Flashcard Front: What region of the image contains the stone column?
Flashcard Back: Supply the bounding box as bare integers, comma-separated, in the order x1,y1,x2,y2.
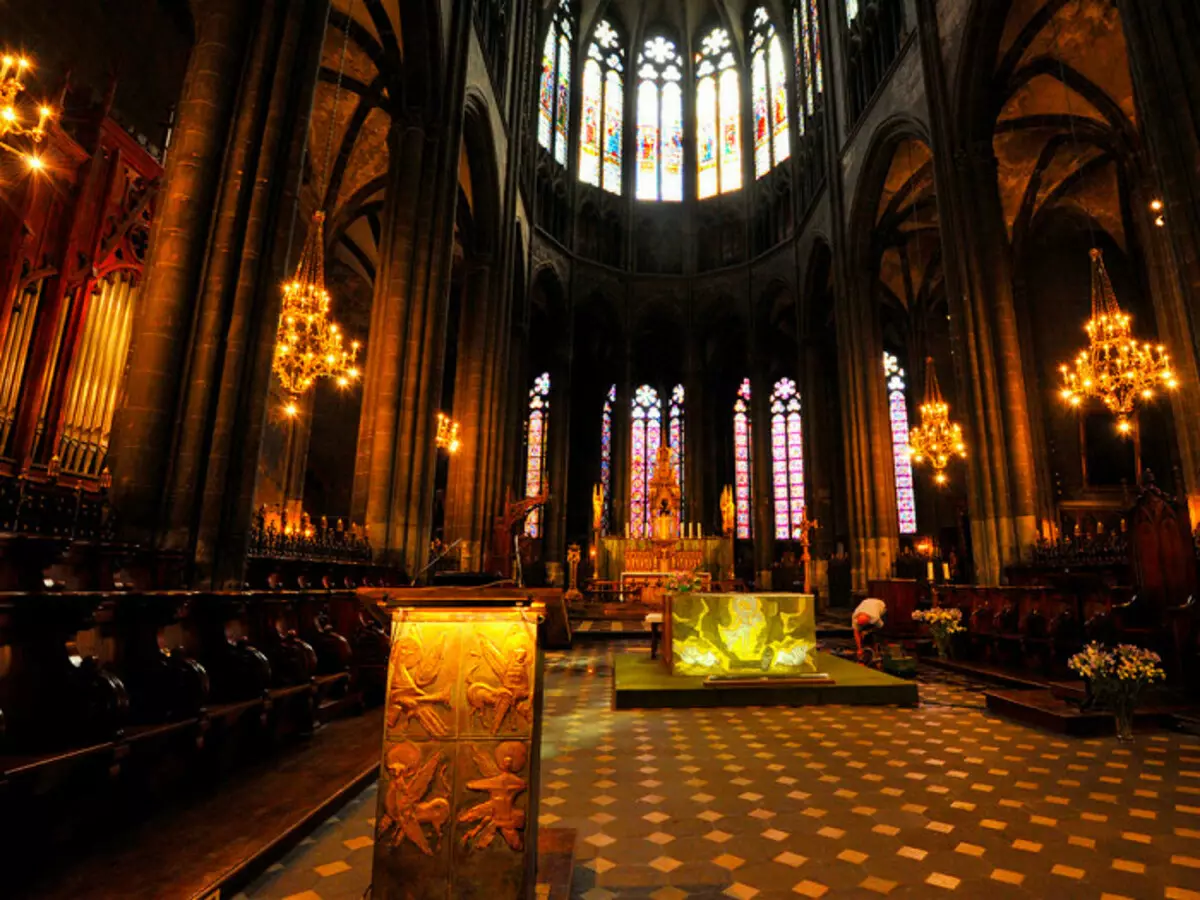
107,0,256,547
109,0,330,587
1117,0,1200,516
749,370,775,580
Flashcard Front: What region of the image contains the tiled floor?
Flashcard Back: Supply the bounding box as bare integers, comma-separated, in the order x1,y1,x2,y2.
243,642,1200,899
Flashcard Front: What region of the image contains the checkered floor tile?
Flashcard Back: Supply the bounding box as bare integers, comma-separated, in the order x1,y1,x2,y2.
242,642,1200,899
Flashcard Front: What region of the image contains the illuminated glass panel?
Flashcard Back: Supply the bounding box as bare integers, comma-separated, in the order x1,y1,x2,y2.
846,0,860,23
538,27,556,150
636,35,683,202
752,49,770,178
770,378,806,540
600,384,615,533
733,379,753,540
537,1,575,166
884,352,918,535
719,68,742,192
636,80,659,200
630,385,662,538
525,372,551,537
555,32,571,165
695,26,741,197
811,0,823,96
579,59,602,186
603,69,623,193
662,81,683,200
580,19,625,194
769,34,790,164
697,75,718,198
670,384,685,521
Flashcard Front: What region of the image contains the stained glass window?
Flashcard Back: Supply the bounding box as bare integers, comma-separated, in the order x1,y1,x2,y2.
537,0,574,166
636,35,684,201
669,385,685,521
750,7,792,178
579,19,624,194
695,26,741,198
770,378,806,540
733,379,754,540
845,0,860,23
630,385,662,537
884,352,918,535
525,372,551,537
792,0,824,130
600,384,615,533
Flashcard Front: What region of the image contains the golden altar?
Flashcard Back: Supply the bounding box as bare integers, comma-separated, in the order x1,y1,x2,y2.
663,592,819,677
372,604,543,900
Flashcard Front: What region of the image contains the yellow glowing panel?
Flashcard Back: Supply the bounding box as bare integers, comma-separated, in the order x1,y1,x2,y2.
667,593,817,676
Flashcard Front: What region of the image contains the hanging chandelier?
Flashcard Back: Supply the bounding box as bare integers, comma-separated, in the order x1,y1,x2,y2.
1058,249,1176,434
908,357,966,486
272,210,360,395
0,52,53,169
271,1,363,402
436,412,461,454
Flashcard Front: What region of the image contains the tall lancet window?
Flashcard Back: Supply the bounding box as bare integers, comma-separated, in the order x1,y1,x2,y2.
525,372,551,537
537,0,574,165
793,0,824,132
751,7,791,177
884,352,917,534
695,26,742,199
579,19,624,193
770,378,806,540
636,35,684,201
733,379,753,539
669,384,685,518
630,384,663,537
600,384,615,533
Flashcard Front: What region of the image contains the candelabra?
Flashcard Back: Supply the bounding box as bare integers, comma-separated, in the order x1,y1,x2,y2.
908,358,967,486
436,412,461,454
0,53,54,169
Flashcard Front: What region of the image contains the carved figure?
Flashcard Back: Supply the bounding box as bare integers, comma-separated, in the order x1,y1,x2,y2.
378,741,451,855
648,445,681,541
591,482,604,533
458,742,529,851
466,632,532,734
387,632,451,737
720,485,736,537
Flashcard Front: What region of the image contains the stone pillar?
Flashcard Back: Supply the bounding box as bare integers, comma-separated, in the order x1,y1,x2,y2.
749,370,775,579
108,0,330,587
107,0,256,547
445,264,494,568
1117,0,1200,515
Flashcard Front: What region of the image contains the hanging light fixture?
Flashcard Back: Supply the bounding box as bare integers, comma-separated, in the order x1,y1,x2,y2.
908,357,966,486
0,52,54,170
271,1,362,403
1058,249,1176,435
436,412,461,454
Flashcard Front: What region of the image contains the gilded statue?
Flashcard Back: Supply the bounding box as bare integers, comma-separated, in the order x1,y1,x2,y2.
648,444,681,541
458,741,529,852
387,631,451,737
378,741,451,855
466,631,533,734
591,482,604,533
720,484,736,537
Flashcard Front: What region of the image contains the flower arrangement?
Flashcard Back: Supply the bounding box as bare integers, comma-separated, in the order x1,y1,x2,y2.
665,571,704,594
912,606,964,659
1068,642,1165,742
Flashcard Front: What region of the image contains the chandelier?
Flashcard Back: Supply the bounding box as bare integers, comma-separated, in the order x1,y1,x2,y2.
436,412,461,454
1,53,53,169
908,357,966,486
272,210,360,396
1058,249,1177,434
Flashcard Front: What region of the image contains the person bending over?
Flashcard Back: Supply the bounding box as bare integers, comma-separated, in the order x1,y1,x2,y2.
852,597,887,663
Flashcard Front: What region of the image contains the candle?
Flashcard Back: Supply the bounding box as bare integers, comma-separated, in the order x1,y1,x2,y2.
927,561,934,581
625,521,630,539
942,563,949,581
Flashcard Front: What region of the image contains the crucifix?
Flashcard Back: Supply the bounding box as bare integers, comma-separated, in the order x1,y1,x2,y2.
795,508,819,594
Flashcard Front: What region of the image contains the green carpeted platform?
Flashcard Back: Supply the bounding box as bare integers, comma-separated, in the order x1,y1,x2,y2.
613,651,919,710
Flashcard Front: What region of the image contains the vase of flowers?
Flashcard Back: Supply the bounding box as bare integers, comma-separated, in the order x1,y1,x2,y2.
1068,642,1165,743
912,607,965,660
665,571,703,594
